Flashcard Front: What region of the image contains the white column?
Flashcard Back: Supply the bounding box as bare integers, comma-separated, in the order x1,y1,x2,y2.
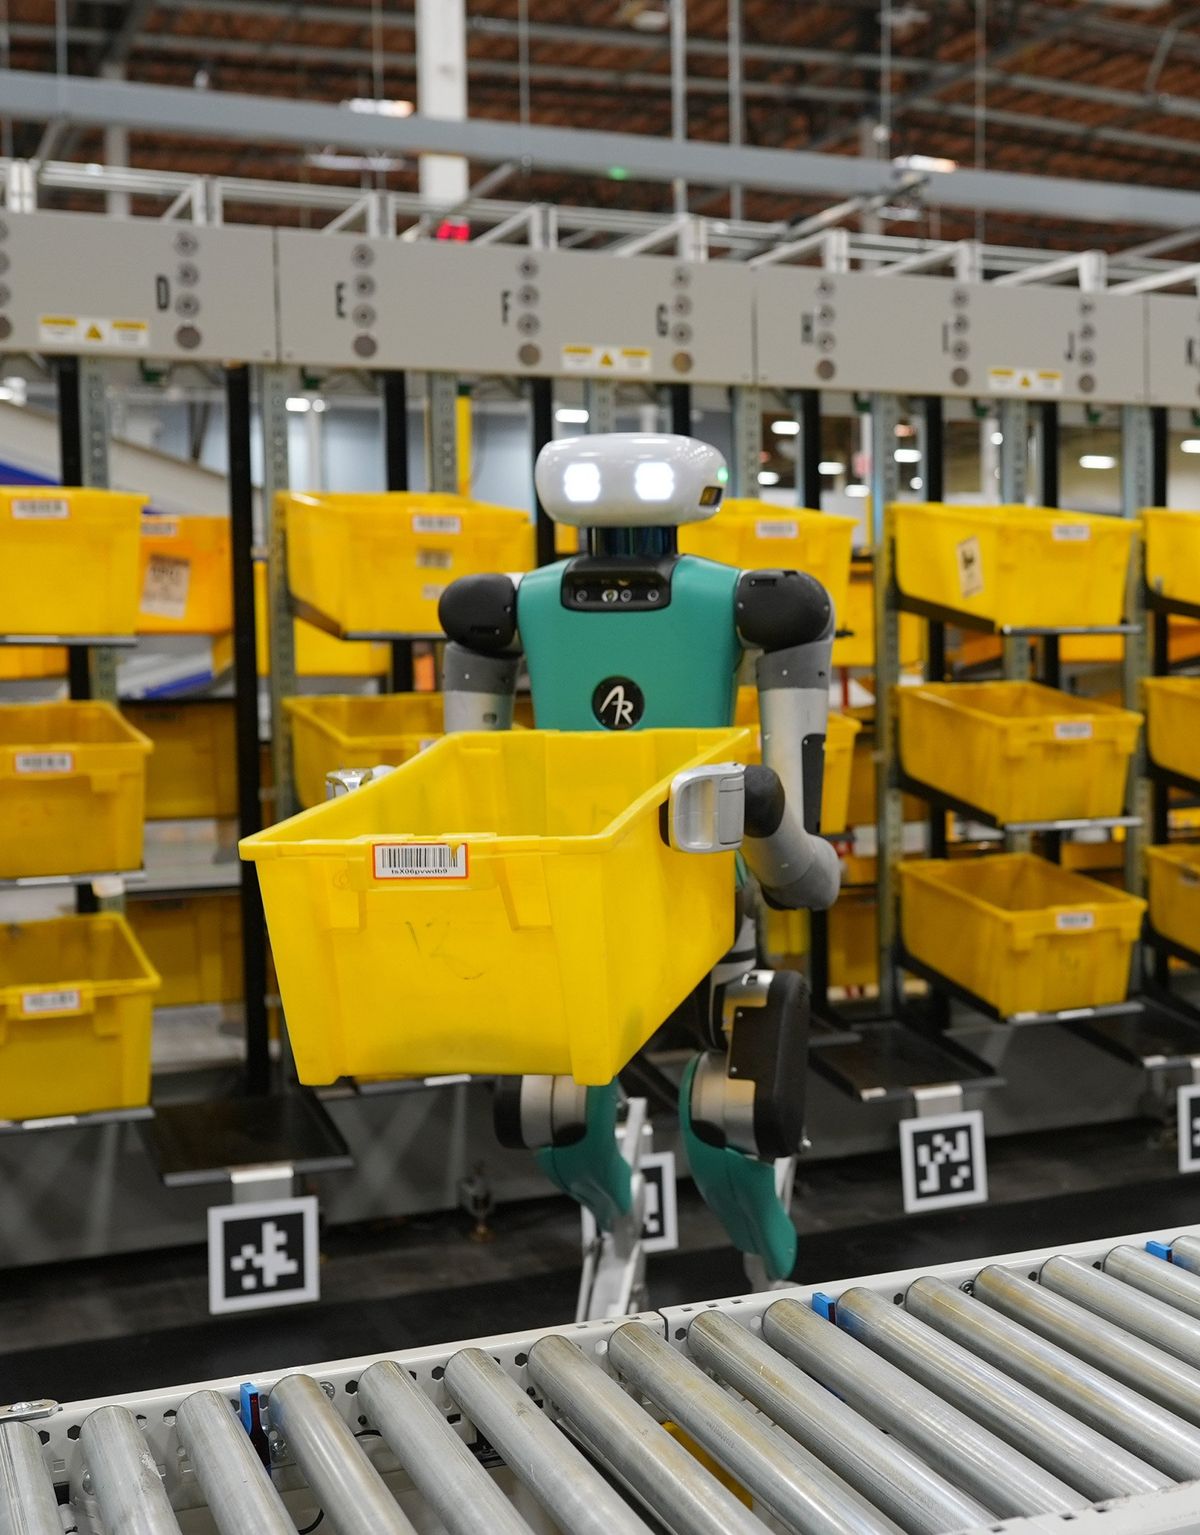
101,62,130,218
417,0,469,210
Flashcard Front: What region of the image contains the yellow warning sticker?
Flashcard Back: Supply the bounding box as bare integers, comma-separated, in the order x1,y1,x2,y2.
561,343,655,375
987,366,1063,396
38,314,149,349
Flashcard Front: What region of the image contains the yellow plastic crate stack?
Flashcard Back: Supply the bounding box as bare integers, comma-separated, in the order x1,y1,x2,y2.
891,501,1146,1018
0,487,162,1118
241,727,751,1086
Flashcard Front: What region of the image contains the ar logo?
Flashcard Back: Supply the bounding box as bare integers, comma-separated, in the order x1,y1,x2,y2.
592,676,645,730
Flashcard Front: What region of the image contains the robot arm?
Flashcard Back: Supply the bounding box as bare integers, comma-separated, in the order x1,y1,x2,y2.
735,569,841,912
438,573,523,732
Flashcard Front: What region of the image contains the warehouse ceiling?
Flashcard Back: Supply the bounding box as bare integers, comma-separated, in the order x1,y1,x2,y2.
5,0,1200,251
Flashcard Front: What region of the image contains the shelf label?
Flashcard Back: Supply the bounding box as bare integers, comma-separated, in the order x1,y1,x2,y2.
412,514,461,535
21,988,81,1015
1053,720,1094,742
11,497,68,520
14,752,73,774
373,842,468,880
1055,910,1096,932
956,535,984,598
1052,523,1091,542
755,519,799,539
140,554,191,620
988,366,1064,396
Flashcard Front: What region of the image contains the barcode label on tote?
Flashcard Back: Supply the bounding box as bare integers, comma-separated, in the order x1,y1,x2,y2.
1052,523,1091,542
21,988,80,1015
1054,720,1094,742
373,842,468,880
140,553,191,619
12,497,68,519
1056,911,1096,932
416,548,453,569
756,519,798,539
15,752,73,774
412,514,461,535
142,518,179,538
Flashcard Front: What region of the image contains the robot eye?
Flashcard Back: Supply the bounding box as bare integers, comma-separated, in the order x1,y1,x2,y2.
633,461,675,502
563,461,601,503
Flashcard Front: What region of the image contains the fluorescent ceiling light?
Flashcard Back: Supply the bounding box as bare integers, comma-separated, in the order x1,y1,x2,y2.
306,152,403,172
757,470,781,486
895,153,958,174
894,447,921,463
344,97,414,117
1182,439,1200,454
818,461,845,475
555,407,589,425
285,397,311,413
311,399,327,413
910,476,924,490
770,419,801,436
1079,454,1116,469
991,431,1004,446
845,484,869,498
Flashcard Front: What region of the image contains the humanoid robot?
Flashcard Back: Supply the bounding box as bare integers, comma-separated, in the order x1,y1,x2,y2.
438,432,840,1285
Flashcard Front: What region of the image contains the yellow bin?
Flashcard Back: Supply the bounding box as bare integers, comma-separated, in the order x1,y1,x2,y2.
283,491,536,638
1145,508,1200,608
899,682,1142,823
679,500,857,623
893,502,1138,629
137,515,233,635
0,647,66,680
0,486,147,636
127,892,242,1007
241,727,749,1086
1143,677,1200,781
0,914,160,1119
1146,844,1200,956
0,702,152,878
124,701,237,821
733,687,861,835
831,561,926,671
286,693,446,811
251,561,390,679
900,852,1145,1016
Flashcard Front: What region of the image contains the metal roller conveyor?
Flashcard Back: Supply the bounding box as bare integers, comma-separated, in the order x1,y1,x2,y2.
268,1373,419,1535
357,1360,537,1535
0,1420,61,1535
1170,1234,1200,1275
1041,1254,1200,1368
833,1285,1168,1498
607,1320,904,1535
1104,1245,1200,1321
174,1391,295,1535
762,1296,1088,1518
79,1406,184,1534
443,1346,652,1535
973,1264,1200,1426
685,1309,992,1535
906,1275,1200,1482
30,1226,1200,1535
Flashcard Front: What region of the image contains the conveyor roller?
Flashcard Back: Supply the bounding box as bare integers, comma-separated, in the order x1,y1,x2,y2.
17,1228,1200,1535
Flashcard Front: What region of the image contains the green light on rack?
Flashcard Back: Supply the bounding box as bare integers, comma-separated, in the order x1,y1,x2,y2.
609,166,629,181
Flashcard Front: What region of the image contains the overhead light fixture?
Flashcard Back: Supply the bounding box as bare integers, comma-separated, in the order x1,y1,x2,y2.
845,484,869,498
344,97,414,117
879,205,922,223
895,423,915,437
617,0,670,30
193,67,210,90
285,397,311,413
1079,454,1117,469
770,419,801,436
910,476,924,490
818,461,845,475
757,470,781,486
894,448,921,463
1182,439,1200,454
991,431,1004,446
311,399,327,413
306,152,404,173
555,407,589,425
894,153,958,174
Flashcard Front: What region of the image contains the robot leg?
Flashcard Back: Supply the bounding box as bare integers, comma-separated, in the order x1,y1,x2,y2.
681,927,810,1284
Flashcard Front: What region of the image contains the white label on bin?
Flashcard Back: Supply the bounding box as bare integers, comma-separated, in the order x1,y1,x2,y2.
413,514,461,535
422,583,448,602
374,842,469,880
21,988,80,1015
140,553,191,619
1052,523,1091,542
956,535,984,598
416,549,453,569
14,751,73,774
1056,910,1096,932
1054,720,1094,742
142,518,179,538
755,518,798,539
12,497,68,520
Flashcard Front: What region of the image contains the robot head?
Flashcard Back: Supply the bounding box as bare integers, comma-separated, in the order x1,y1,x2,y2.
535,433,728,529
